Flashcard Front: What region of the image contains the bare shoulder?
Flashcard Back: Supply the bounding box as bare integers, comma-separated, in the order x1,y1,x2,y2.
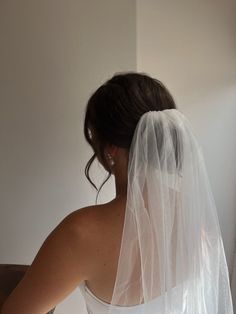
62,204,109,234
62,200,124,251
61,203,115,253
62,200,126,282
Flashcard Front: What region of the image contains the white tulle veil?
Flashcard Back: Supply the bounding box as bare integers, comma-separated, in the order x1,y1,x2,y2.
104,109,233,313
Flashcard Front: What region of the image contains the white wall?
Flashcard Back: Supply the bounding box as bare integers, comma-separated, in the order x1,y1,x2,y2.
232,251,236,309
137,0,236,280
1,0,236,311
0,1,136,312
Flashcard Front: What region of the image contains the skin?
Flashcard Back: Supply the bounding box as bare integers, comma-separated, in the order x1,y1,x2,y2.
1,144,129,314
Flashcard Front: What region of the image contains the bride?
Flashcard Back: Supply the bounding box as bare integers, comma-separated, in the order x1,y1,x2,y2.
2,72,233,313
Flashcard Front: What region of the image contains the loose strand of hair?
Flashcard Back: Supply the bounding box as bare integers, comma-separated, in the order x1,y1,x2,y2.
85,154,98,191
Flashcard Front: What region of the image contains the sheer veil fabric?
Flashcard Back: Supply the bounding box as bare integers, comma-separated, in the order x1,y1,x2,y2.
105,109,233,313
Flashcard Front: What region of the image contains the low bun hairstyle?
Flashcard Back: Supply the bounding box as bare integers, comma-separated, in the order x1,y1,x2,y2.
84,71,177,202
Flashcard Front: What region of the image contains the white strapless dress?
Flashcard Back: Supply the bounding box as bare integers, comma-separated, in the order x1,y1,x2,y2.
78,281,186,314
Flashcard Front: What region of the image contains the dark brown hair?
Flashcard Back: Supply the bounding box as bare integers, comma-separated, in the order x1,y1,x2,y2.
83,71,177,202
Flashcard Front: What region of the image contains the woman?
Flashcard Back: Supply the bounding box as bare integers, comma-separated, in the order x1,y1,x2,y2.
2,72,233,313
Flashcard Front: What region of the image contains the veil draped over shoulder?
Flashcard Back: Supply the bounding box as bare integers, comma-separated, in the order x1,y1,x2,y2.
105,109,233,313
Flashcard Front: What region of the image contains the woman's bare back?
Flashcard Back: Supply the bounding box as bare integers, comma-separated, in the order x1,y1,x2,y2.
72,197,127,304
